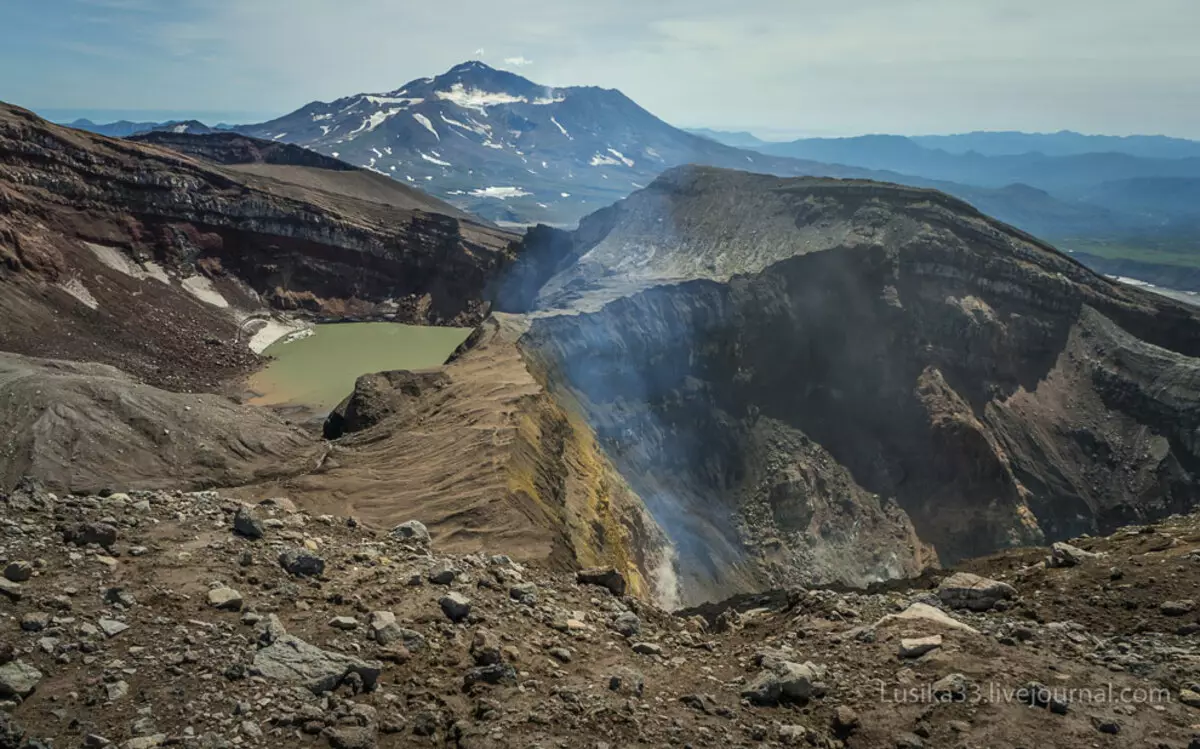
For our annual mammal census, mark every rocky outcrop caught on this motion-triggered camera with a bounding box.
[514,166,1200,605]
[0,103,516,390]
[323,370,451,439]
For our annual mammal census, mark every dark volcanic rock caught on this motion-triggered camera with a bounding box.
[324,370,451,439]
[517,166,1200,605]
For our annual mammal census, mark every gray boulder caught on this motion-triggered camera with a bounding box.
[253,633,381,694]
[0,660,43,698]
[233,505,265,539]
[741,660,826,706]
[937,572,1017,611]
[1048,541,1099,568]
[279,549,325,577]
[440,592,471,623]
[391,520,431,546]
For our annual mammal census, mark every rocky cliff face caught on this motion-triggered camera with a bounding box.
[0,103,516,390]
[512,166,1200,606]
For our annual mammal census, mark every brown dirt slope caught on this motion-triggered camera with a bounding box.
[233,316,672,596]
[0,352,319,494]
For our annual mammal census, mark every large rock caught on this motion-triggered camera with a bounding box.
[279,549,325,577]
[1048,541,1099,568]
[390,520,431,546]
[207,586,244,611]
[874,602,979,634]
[61,521,118,548]
[440,592,471,623]
[0,660,43,698]
[937,572,1017,611]
[232,505,265,539]
[741,660,826,706]
[324,370,451,439]
[576,567,627,597]
[253,634,382,694]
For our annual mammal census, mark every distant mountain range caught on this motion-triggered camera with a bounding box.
[55,63,1200,289]
[228,61,887,225]
[69,118,218,137]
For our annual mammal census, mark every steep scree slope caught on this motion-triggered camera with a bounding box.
[512,166,1200,606]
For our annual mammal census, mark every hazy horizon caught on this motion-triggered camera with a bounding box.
[5,0,1199,139]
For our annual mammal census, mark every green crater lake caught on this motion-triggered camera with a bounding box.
[248,322,471,411]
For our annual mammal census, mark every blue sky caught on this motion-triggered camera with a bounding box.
[3,0,1199,138]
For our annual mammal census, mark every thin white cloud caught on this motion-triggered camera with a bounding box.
[7,0,1200,138]
[504,56,534,67]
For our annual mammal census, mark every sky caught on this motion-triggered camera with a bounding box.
[3,0,1199,139]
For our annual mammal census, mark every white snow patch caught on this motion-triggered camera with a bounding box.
[590,153,621,167]
[532,92,566,105]
[412,113,440,140]
[482,140,504,149]
[419,151,451,166]
[389,165,396,171]
[272,133,287,140]
[607,148,635,167]
[435,83,526,114]
[246,318,313,354]
[311,113,332,121]
[560,192,571,198]
[440,113,489,136]
[331,151,339,158]
[170,123,189,134]
[469,186,532,200]
[364,95,423,106]
[84,242,169,284]
[58,278,98,310]
[349,107,406,137]
[319,125,333,136]
[181,276,230,309]
[550,116,572,139]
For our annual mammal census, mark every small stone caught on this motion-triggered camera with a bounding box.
[931,673,970,700]
[122,735,167,749]
[329,616,358,631]
[104,587,136,607]
[391,520,431,546]
[1161,599,1196,616]
[428,562,458,585]
[576,567,626,597]
[464,663,517,688]
[548,647,572,663]
[1091,716,1121,734]
[233,505,265,539]
[97,619,130,638]
[440,592,471,623]
[3,562,32,583]
[509,583,538,605]
[241,721,263,739]
[471,629,502,666]
[279,549,325,577]
[105,680,130,701]
[0,578,22,601]
[19,612,50,632]
[1181,688,1200,708]
[208,587,244,611]
[832,705,859,734]
[631,642,662,656]
[899,635,942,658]
[894,732,925,749]
[611,611,641,637]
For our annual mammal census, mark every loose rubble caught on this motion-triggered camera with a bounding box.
[2,480,1200,748]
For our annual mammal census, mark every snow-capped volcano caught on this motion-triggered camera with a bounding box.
[239,61,865,224]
